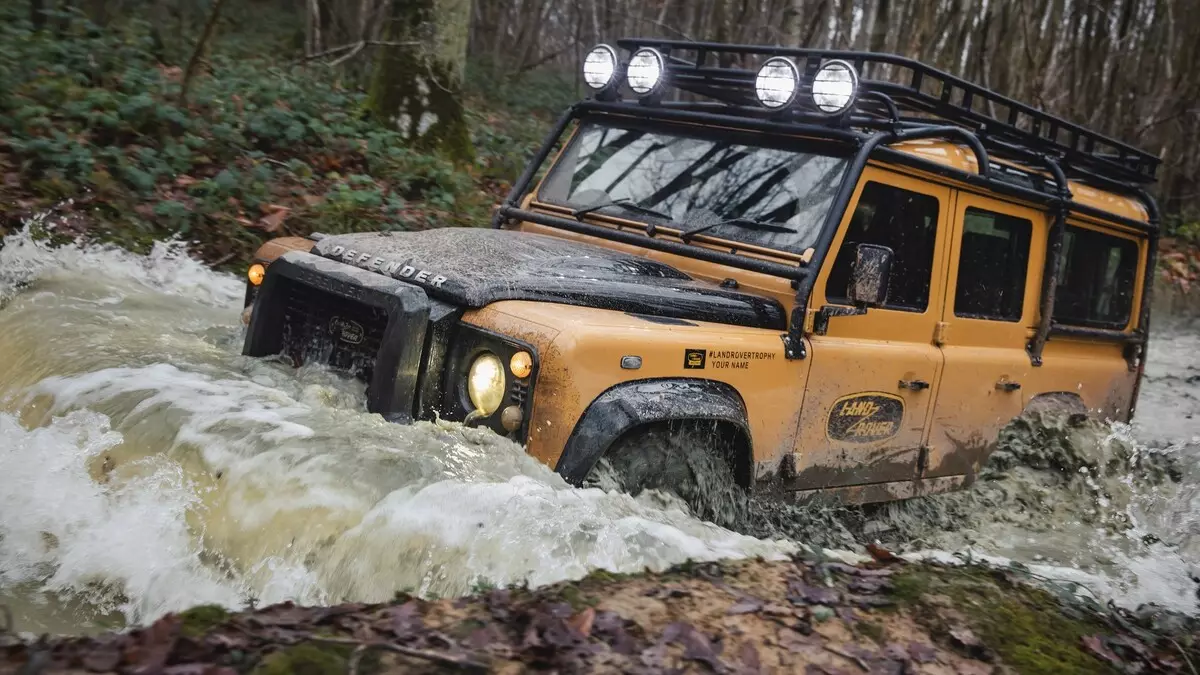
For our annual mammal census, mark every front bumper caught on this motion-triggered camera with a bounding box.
[242,251,536,438]
[244,251,431,421]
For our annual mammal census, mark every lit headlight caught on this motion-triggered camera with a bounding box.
[583,44,618,91]
[755,57,800,109]
[627,47,665,96]
[467,353,506,416]
[812,59,859,114]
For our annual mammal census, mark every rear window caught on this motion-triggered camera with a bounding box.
[954,208,1032,322]
[1052,227,1140,329]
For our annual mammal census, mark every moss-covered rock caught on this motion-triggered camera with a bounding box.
[177,604,229,638]
[253,643,348,675]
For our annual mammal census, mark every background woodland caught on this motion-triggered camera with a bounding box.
[1,0,1197,273]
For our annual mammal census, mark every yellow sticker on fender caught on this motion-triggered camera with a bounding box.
[826,392,904,443]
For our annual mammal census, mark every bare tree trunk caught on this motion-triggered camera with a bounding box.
[367,0,475,163]
[30,0,46,29]
[180,0,227,107]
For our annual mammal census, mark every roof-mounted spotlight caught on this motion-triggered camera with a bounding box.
[755,57,800,110]
[583,44,619,94]
[626,47,666,97]
[812,59,860,115]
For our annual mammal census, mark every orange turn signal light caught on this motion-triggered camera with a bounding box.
[510,351,533,379]
[247,263,266,286]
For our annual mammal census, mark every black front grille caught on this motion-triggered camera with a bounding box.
[278,277,388,383]
[244,251,433,419]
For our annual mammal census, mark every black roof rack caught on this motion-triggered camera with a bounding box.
[614,38,1160,186]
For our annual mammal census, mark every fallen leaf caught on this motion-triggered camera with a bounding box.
[568,607,595,637]
[866,543,901,563]
[907,642,937,663]
[949,627,993,661]
[175,175,196,187]
[301,194,324,207]
[727,598,764,615]
[128,614,180,672]
[788,581,840,605]
[738,641,762,672]
[1081,635,1124,669]
[248,602,309,627]
[389,601,423,639]
[256,208,288,233]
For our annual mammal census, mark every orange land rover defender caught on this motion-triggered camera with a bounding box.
[242,39,1160,509]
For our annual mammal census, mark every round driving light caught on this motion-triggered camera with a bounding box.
[500,405,523,433]
[247,263,266,286]
[812,59,859,114]
[583,44,618,91]
[755,57,800,109]
[510,351,533,379]
[467,353,506,416]
[627,47,665,96]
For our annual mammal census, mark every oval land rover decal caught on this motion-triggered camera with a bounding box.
[826,392,904,443]
[329,316,365,345]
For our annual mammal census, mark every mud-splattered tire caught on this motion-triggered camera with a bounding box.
[587,421,748,528]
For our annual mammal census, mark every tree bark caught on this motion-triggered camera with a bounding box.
[180,0,227,107]
[30,0,46,29]
[367,0,474,164]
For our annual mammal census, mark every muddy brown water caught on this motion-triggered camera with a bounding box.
[1,227,1197,635]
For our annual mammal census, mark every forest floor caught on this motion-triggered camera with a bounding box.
[2,554,1198,675]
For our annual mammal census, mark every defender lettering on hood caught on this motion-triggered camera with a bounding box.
[312,228,787,330]
[325,245,448,288]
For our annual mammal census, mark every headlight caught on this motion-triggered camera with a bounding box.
[467,353,506,416]
[812,59,859,114]
[583,44,618,91]
[627,47,665,96]
[247,263,266,286]
[755,57,800,109]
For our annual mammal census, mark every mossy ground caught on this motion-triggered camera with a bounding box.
[6,557,1194,673]
[890,566,1122,674]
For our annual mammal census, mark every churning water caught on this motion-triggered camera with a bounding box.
[0,226,1196,635]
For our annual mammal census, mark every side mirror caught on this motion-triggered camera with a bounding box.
[847,244,893,308]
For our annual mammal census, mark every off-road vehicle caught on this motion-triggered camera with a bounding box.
[241,40,1160,508]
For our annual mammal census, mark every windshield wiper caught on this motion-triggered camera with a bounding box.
[680,217,794,242]
[570,198,672,222]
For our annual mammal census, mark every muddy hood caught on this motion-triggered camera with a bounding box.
[311,228,786,330]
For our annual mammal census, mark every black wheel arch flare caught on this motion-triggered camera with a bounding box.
[554,378,754,489]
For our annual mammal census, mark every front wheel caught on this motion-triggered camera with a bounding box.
[585,421,749,528]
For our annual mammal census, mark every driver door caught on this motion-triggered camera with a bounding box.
[792,169,950,492]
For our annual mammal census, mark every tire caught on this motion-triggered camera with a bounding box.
[586,421,749,528]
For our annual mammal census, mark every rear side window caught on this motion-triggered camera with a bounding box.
[954,208,1032,321]
[1053,227,1139,329]
[828,181,940,311]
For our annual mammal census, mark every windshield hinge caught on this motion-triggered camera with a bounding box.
[781,332,806,360]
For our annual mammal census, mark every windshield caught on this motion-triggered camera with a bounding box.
[538,121,850,255]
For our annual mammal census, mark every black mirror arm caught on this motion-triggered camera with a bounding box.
[812,304,868,335]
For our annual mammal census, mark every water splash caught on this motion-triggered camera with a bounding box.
[0,227,792,631]
[0,225,1196,632]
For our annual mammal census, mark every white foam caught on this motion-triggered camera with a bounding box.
[0,411,246,623]
[0,224,241,309]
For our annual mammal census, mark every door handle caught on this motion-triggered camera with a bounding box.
[995,380,1022,392]
[898,379,930,391]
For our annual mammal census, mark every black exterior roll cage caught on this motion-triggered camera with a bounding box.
[491,38,1160,374]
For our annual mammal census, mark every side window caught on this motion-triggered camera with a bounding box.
[954,208,1032,321]
[828,181,940,311]
[1053,227,1139,329]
